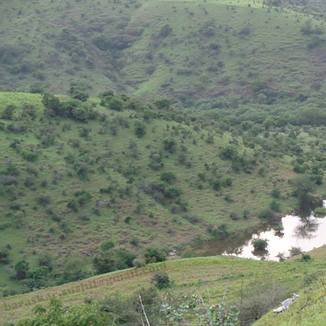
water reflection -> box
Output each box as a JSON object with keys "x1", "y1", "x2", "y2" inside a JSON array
[
  {"x1": 223, "y1": 201, "x2": 326, "y2": 261},
  {"x1": 295, "y1": 219, "x2": 318, "y2": 239}
]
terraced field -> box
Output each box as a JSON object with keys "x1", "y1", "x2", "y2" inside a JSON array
[{"x1": 1, "y1": 247, "x2": 325, "y2": 324}]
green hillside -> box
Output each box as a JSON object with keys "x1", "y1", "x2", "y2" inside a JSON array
[
  {"x1": 1, "y1": 247, "x2": 325, "y2": 325},
  {"x1": 0, "y1": 91, "x2": 292, "y2": 293},
  {"x1": 1, "y1": 0, "x2": 326, "y2": 324},
  {"x1": 1, "y1": 0, "x2": 326, "y2": 107},
  {"x1": 264, "y1": 0, "x2": 326, "y2": 17},
  {"x1": 0, "y1": 90, "x2": 325, "y2": 296},
  {"x1": 254, "y1": 283, "x2": 326, "y2": 326},
  {"x1": 253, "y1": 246, "x2": 326, "y2": 326}
]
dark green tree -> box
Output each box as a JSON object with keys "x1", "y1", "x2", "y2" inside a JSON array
[
  {"x1": 15, "y1": 260, "x2": 29, "y2": 280},
  {"x1": 152, "y1": 272, "x2": 171, "y2": 289},
  {"x1": 144, "y1": 248, "x2": 167, "y2": 263},
  {"x1": 69, "y1": 82, "x2": 89, "y2": 102}
]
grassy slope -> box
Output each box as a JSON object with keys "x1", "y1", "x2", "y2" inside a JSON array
[
  {"x1": 254, "y1": 246, "x2": 326, "y2": 326},
  {"x1": 1, "y1": 0, "x2": 326, "y2": 106},
  {"x1": 0, "y1": 247, "x2": 325, "y2": 324},
  {"x1": 264, "y1": 0, "x2": 326, "y2": 18},
  {"x1": 124, "y1": 0, "x2": 326, "y2": 104},
  {"x1": 254, "y1": 282, "x2": 326, "y2": 326},
  {"x1": 0, "y1": 91, "x2": 301, "y2": 292}
]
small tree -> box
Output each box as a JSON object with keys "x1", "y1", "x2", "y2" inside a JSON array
[
  {"x1": 155, "y1": 99, "x2": 170, "y2": 110},
  {"x1": 301, "y1": 254, "x2": 312, "y2": 262},
  {"x1": 163, "y1": 138, "x2": 177, "y2": 154},
  {"x1": 160, "y1": 172, "x2": 176, "y2": 184},
  {"x1": 208, "y1": 224, "x2": 229, "y2": 240},
  {"x1": 38, "y1": 254, "x2": 53, "y2": 272},
  {"x1": 144, "y1": 247, "x2": 166, "y2": 263},
  {"x1": 100, "y1": 241, "x2": 115, "y2": 252},
  {"x1": 1, "y1": 105, "x2": 15, "y2": 120},
  {"x1": 152, "y1": 272, "x2": 171, "y2": 289},
  {"x1": 62, "y1": 258, "x2": 87, "y2": 282},
  {"x1": 134, "y1": 121, "x2": 146, "y2": 138},
  {"x1": 69, "y1": 82, "x2": 89, "y2": 102},
  {"x1": 108, "y1": 97, "x2": 124, "y2": 111},
  {"x1": 37, "y1": 195, "x2": 51, "y2": 207},
  {"x1": 292, "y1": 175, "x2": 316, "y2": 214},
  {"x1": 93, "y1": 248, "x2": 135, "y2": 274},
  {"x1": 270, "y1": 200, "x2": 280, "y2": 212},
  {"x1": 42, "y1": 93, "x2": 62, "y2": 116},
  {"x1": 289, "y1": 247, "x2": 303, "y2": 257},
  {"x1": 15, "y1": 260, "x2": 29, "y2": 280},
  {"x1": 252, "y1": 239, "x2": 268, "y2": 253},
  {"x1": 22, "y1": 104, "x2": 37, "y2": 120},
  {"x1": 258, "y1": 208, "x2": 274, "y2": 220},
  {"x1": 271, "y1": 188, "x2": 281, "y2": 199},
  {"x1": 0, "y1": 248, "x2": 10, "y2": 264}
]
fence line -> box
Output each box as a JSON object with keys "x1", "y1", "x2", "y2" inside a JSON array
[{"x1": 0, "y1": 263, "x2": 167, "y2": 312}]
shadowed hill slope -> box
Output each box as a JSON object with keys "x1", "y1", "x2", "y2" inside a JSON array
[{"x1": 1, "y1": 0, "x2": 326, "y2": 107}]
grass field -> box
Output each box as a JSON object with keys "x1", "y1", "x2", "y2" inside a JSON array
[
  {"x1": 0, "y1": 246, "x2": 325, "y2": 324},
  {"x1": 254, "y1": 246, "x2": 326, "y2": 326},
  {"x1": 254, "y1": 282, "x2": 326, "y2": 326}
]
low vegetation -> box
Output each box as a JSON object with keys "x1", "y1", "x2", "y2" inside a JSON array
[{"x1": 0, "y1": 247, "x2": 324, "y2": 325}]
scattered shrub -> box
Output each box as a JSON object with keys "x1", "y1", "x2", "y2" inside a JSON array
[
  {"x1": 15, "y1": 260, "x2": 29, "y2": 280},
  {"x1": 152, "y1": 272, "x2": 171, "y2": 289},
  {"x1": 270, "y1": 200, "x2": 280, "y2": 212},
  {"x1": 70, "y1": 82, "x2": 89, "y2": 102},
  {"x1": 134, "y1": 121, "x2": 146, "y2": 138},
  {"x1": 252, "y1": 239, "x2": 268, "y2": 253},
  {"x1": 93, "y1": 248, "x2": 135, "y2": 274},
  {"x1": 208, "y1": 224, "x2": 229, "y2": 240},
  {"x1": 0, "y1": 248, "x2": 10, "y2": 264},
  {"x1": 301, "y1": 254, "x2": 312, "y2": 262},
  {"x1": 258, "y1": 208, "x2": 274, "y2": 220},
  {"x1": 160, "y1": 172, "x2": 177, "y2": 184},
  {"x1": 1, "y1": 105, "x2": 16, "y2": 120},
  {"x1": 144, "y1": 247, "x2": 167, "y2": 263}
]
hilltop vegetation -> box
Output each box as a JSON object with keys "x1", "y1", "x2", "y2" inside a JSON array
[
  {"x1": 264, "y1": 0, "x2": 326, "y2": 17},
  {"x1": 1, "y1": 0, "x2": 326, "y2": 107}
]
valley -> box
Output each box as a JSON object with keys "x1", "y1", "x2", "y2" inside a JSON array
[{"x1": 0, "y1": 0, "x2": 325, "y2": 325}]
